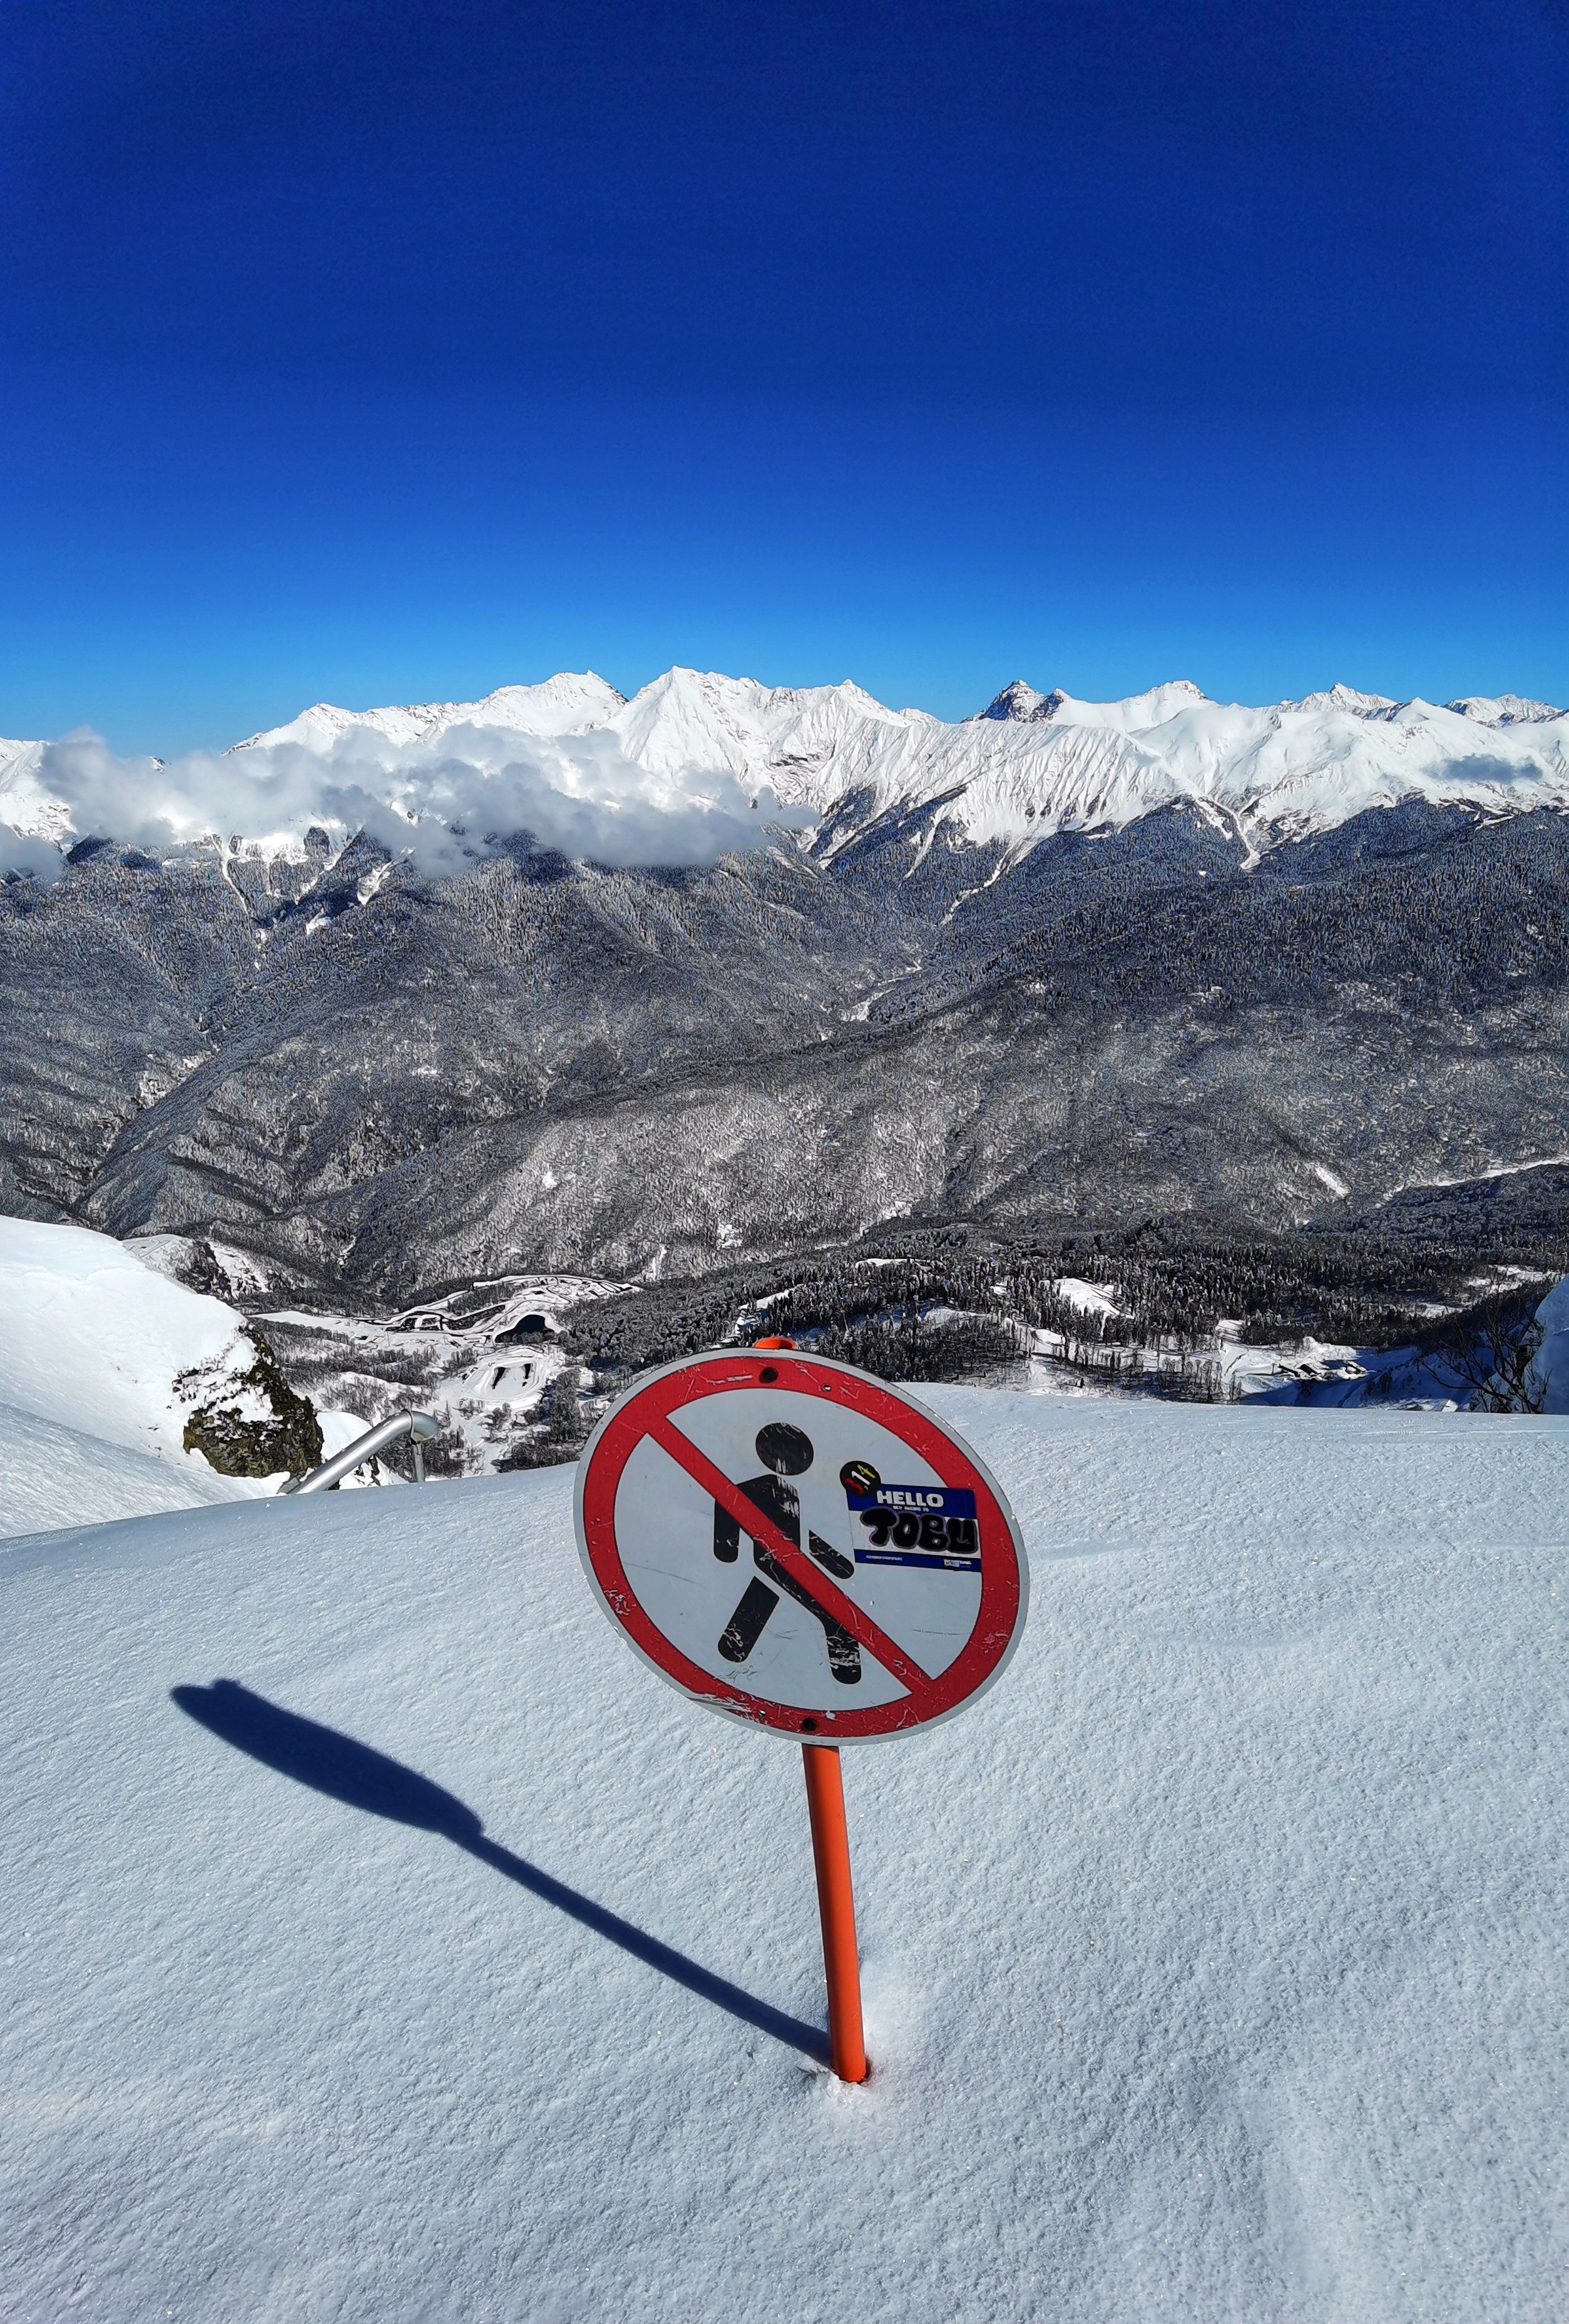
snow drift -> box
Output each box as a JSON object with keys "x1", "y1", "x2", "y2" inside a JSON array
[
  {"x1": 4, "y1": 667, "x2": 1567, "y2": 882},
  {"x1": 1, "y1": 1391, "x2": 1561, "y2": 2320},
  {"x1": 0, "y1": 1218, "x2": 365, "y2": 1536},
  {"x1": 0, "y1": 1218, "x2": 270, "y2": 1486}
]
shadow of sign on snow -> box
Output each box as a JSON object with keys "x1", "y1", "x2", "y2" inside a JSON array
[{"x1": 171, "y1": 1679, "x2": 829, "y2": 2066}]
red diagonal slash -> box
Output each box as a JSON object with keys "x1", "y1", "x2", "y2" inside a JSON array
[{"x1": 643, "y1": 1413, "x2": 942, "y2": 1711}]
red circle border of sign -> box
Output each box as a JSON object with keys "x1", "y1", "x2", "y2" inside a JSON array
[{"x1": 573, "y1": 1349, "x2": 1029, "y2": 1742}]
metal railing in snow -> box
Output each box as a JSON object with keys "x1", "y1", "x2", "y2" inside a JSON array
[{"x1": 278, "y1": 1409, "x2": 441, "y2": 1496}]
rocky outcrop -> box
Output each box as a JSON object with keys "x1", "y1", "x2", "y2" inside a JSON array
[{"x1": 181, "y1": 1330, "x2": 323, "y2": 1478}]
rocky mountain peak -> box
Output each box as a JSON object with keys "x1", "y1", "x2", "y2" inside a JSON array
[{"x1": 975, "y1": 681, "x2": 1063, "y2": 723}]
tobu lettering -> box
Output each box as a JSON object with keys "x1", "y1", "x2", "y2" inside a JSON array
[
  {"x1": 860, "y1": 1509, "x2": 979, "y2": 1555},
  {"x1": 844, "y1": 1480, "x2": 981, "y2": 1570}
]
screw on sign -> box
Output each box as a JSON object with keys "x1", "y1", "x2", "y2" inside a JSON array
[{"x1": 574, "y1": 1345, "x2": 1029, "y2": 2082}]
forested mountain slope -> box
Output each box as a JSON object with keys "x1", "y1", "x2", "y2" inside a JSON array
[{"x1": 5, "y1": 790, "x2": 1568, "y2": 1297}]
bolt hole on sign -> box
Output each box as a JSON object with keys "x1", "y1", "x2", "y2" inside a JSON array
[{"x1": 574, "y1": 1350, "x2": 1029, "y2": 1742}]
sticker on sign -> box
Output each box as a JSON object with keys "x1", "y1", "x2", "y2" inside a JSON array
[{"x1": 575, "y1": 1349, "x2": 1028, "y2": 1741}]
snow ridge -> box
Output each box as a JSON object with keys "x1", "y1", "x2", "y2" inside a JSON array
[
  {"x1": 5, "y1": 668, "x2": 1569, "y2": 874},
  {"x1": 228, "y1": 671, "x2": 628, "y2": 755}
]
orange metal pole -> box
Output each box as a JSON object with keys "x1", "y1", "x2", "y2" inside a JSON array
[{"x1": 801, "y1": 1741, "x2": 868, "y2": 2082}]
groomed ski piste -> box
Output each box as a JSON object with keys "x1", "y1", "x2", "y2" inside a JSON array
[{"x1": 3, "y1": 1374, "x2": 1563, "y2": 2318}]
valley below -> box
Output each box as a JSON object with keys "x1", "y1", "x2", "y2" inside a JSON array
[
  {"x1": 4, "y1": 668, "x2": 1568, "y2": 1442},
  {"x1": 6, "y1": 788, "x2": 1569, "y2": 1296}
]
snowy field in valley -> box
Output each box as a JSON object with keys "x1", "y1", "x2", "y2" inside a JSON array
[{"x1": 2, "y1": 1391, "x2": 1562, "y2": 2322}]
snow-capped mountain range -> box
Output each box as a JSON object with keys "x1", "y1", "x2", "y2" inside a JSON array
[
  {"x1": 3, "y1": 668, "x2": 1567, "y2": 873},
  {"x1": 212, "y1": 669, "x2": 1569, "y2": 854},
  {"x1": 9, "y1": 663, "x2": 1569, "y2": 1292}
]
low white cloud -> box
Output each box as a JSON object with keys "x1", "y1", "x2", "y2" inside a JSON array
[
  {"x1": 1, "y1": 825, "x2": 66, "y2": 884},
  {"x1": 6, "y1": 722, "x2": 814, "y2": 882}
]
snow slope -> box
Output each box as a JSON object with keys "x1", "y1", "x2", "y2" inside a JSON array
[
  {"x1": 0, "y1": 1400, "x2": 248, "y2": 1537},
  {"x1": 0, "y1": 1218, "x2": 262, "y2": 1459},
  {"x1": 3, "y1": 1392, "x2": 1561, "y2": 2321},
  {"x1": 0, "y1": 735, "x2": 65, "y2": 859},
  {"x1": 228, "y1": 671, "x2": 628, "y2": 753},
  {"x1": 0, "y1": 1219, "x2": 293, "y2": 1533},
  {"x1": 7, "y1": 669, "x2": 1568, "y2": 874}
]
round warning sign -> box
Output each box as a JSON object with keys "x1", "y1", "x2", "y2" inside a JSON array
[{"x1": 574, "y1": 1349, "x2": 1028, "y2": 1741}]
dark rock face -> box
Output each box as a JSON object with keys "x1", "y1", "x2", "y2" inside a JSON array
[
  {"x1": 180, "y1": 1331, "x2": 324, "y2": 1477},
  {"x1": 976, "y1": 680, "x2": 1060, "y2": 721},
  {"x1": 4, "y1": 800, "x2": 1569, "y2": 1297}
]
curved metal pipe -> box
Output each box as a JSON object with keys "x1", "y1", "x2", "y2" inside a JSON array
[{"x1": 278, "y1": 1409, "x2": 441, "y2": 1496}]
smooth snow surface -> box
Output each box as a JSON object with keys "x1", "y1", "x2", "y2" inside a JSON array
[
  {"x1": 228, "y1": 672, "x2": 628, "y2": 753},
  {"x1": 0, "y1": 1218, "x2": 273, "y2": 1531},
  {"x1": 3, "y1": 1393, "x2": 1561, "y2": 2321},
  {"x1": 0, "y1": 1399, "x2": 245, "y2": 1537},
  {"x1": 0, "y1": 1216, "x2": 243, "y2": 1450},
  {"x1": 6, "y1": 668, "x2": 1569, "y2": 877}
]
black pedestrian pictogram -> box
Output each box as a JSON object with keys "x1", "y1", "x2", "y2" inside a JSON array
[{"x1": 713, "y1": 1422, "x2": 862, "y2": 1684}]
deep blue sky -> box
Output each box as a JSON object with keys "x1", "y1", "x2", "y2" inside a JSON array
[{"x1": 1, "y1": 0, "x2": 1563, "y2": 752}]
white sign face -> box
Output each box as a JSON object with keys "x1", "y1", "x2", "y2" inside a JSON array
[{"x1": 575, "y1": 1349, "x2": 1029, "y2": 1743}]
